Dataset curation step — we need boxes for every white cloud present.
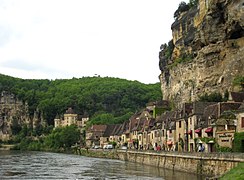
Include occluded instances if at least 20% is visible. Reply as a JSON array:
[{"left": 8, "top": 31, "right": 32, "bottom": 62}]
[{"left": 0, "top": 0, "right": 186, "bottom": 84}]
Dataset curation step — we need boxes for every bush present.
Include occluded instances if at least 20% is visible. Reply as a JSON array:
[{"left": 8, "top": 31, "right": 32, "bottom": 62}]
[
  {"left": 233, "top": 76, "right": 244, "bottom": 91},
  {"left": 199, "top": 92, "right": 224, "bottom": 102},
  {"left": 233, "top": 132, "right": 244, "bottom": 152}
]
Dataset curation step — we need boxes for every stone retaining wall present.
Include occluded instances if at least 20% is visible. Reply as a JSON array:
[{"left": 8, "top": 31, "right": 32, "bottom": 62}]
[{"left": 116, "top": 150, "right": 244, "bottom": 176}]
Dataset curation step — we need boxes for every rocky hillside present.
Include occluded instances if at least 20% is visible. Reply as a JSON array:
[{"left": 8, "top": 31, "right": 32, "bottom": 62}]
[{"left": 159, "top": 0, "right": 244, "bottom": 107}]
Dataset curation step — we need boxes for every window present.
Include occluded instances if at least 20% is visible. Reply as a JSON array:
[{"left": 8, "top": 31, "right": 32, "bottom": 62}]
[
  {"left": 179, "top": 121, "right": 181, "bottom": 128},
  {"left": 242, "top": 117, "right": 244, "bottom": 128}
]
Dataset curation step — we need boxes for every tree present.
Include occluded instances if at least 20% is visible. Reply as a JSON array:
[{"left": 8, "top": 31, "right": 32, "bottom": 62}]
[
  {"left": 44, "top": 125, "right": 80, "bottom": 149},
  {"left": 174, "top": 2, "right": 190, "bottom": 19},
  {"left": 189, "top": 0, "right": 199, "bottom": 7},
  {"left": 11, "top": 117, "right": 22, "bottom": 135}
]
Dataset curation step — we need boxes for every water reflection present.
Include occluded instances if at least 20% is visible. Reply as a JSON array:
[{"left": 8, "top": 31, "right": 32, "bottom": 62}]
[{"left": 0, "top": 151, "right": 204, "bottom": 180}]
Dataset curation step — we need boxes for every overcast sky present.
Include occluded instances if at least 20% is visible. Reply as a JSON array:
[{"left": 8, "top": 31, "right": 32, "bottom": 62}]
[{"left": 0, "top": 0, "right": 187, "bottom": 84}]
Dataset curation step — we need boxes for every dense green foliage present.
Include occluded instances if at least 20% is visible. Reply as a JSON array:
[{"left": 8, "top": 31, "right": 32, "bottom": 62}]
[
  {"left": 0, "top": 74, "right": 162, "bottom": 125},
  {"left": 88, "top": 112, "right": 133, "bottom": 126},
  {"left": 198, "top": 92, "right": 226, "bottom": 102},
  {"left": 174, "top": 0, "right": 199, "bottom": 19},
  {"left": 233, "top": 76, "right": 244, "bottom": 91},
  {"left": 220, "top": 162, "right": 244, "bottom": 180},
  {"left": 13, "top": 125, "right": 80, "bottom": 151},
  {"left": 233, "top": 132, "right": 244, "bottom": 152},
  {"left": 160, "top": 40, "right": 174, "bottom": 60}
]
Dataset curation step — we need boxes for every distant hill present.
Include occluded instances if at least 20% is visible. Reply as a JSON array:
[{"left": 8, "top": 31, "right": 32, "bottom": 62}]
[{"left": 0, "top": 74, "right": 162, "bottom": 125}]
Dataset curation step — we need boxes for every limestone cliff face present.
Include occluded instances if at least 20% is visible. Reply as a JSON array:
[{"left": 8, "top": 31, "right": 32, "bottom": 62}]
[
  {"left": 159, "top": 0, "right": 244, "bottom": 107},
  {"left": 0, "top": 91, "right": 44, "bottom": 140}
]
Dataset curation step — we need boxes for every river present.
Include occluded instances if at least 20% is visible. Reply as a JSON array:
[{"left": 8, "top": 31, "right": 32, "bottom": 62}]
[{"left": 0, "top": 150, "right": 204, "bottom": 180}]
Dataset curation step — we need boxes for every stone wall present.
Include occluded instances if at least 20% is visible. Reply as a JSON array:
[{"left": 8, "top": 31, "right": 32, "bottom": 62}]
[{"left": 116, "top": 150, "right": 244, "bottom": 176}]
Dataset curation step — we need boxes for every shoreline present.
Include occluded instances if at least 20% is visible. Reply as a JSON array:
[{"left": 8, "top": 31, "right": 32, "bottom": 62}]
[
  {"left": 74, "top": 148, "right": 244, "bottom": 179},
  {"left": 1, "top": 145, "right": 243, "bottom": 179}
]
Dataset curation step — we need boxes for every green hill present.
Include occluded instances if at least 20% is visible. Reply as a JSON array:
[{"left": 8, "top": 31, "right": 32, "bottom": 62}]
[{"left": 0, "top": 74, "right": 162, "bottom": 125}]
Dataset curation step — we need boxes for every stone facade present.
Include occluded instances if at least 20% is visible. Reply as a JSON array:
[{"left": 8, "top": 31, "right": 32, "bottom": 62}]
[{"left": 54, "top": 107, "right": 89, "bottom": 129}]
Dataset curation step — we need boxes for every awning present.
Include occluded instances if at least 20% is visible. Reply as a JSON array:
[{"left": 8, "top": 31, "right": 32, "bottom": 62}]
[
  {"left": 205, "top": 127, "right": 213, "bottom": 133},
  {"left": 188, "top": 130, "right": 192, "bottom": 134},
  {"left": 128, "top": 139, "right": 133, "bottom": 143},
  {"left": 195, "top": 129, "right": 201, "bottom": 133}
]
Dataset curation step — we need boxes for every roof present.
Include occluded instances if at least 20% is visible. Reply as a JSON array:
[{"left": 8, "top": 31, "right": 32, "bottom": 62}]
[
  {"left": 192, "top": 102, "right": 216, "bottom": 115},
  {"left": 103, "top": 124, "right": 117, "bottom": 137},
  {"left": 229, "top": 92, "right": 244, "bottom": 102},
  {"left": 215, "top": 119, "right": 236, "bottom": 126},
  {"left": 65, "top": 107, "right": 75, "bottom": 114},
  {"left": 203, "top": 102, "right": 242, "bottom": 120},
  {"left": 87, "top": 124, "right": 107, "bottom": 132}
]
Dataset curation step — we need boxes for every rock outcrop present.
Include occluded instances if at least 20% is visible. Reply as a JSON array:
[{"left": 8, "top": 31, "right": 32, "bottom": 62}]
[
  {"left": 159, "top": 0, "right": 244, "bottom": 107},
  {"left": 0, "top": 91, "right": 44, "bottom": 140}
]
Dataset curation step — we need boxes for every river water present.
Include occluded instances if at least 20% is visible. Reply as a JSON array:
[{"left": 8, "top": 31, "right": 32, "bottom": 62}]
[{"left": 0, "top": 151, "right": 203, "bottom": 180}]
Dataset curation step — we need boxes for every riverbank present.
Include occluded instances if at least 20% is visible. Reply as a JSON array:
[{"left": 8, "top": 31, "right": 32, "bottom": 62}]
[
  {"left": 0, "top": 144, "right": 15, "bottom": 150},
  {"left": 75, "top": 148, "right": 119, "bottom": 159},
  {"left": 219, "top": 162, "right": 244, "bottom": 180},
  {"left": 75, "top": 148, "right": 244, "bottom": 178}
]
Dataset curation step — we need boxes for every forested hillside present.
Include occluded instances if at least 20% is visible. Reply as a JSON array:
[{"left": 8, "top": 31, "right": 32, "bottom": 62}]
[{"left": 0, "top": 74, "right": 162, "bottom": 125}]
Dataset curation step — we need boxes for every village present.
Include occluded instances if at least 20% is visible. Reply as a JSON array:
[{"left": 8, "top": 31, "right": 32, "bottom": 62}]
[{"left": 54, "top": 91, "right": 244, "bottom": 153}]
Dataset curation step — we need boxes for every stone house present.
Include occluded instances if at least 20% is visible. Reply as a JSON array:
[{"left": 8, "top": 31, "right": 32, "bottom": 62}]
[
  {"left": 109, "top": 124, "right": 123, "bottom": 146},
  {"left": 186, "top": 102, "right": 216, "bottom": 152},
  {"left": 86, "top": 124, "right": 107, "bottom": 148},
  {"left": 159, "top": 111, "right": 177, "bottom": 151},
  {"left": 120, "top": 121, "right": 130, "bottom": 146},
  {"left": 100, "top": 124, "right": 119, "bottom": 148},
  {"left": 236, "top": 107, "right": 244, "bottom": 133},
  {"left": 149, "top": 123, "right": 163, "bottom": 150},
  {"left": 215, "top": 117, "right": 236, "bottom": 149},
  {"left": 201, "top": 102, "right": 242, "bottom": 152}
]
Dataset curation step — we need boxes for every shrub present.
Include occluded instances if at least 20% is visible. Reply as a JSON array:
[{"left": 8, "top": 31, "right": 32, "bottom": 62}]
[
  {"left": 233, "top": 132, "right": 244, "bottom": 152},
  {"left": 199, "top": 92, "right": 223, "bottom": 102}
]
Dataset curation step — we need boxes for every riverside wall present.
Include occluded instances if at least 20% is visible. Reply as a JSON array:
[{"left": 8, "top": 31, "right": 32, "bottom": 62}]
[
  {"left": 76, "top": 148, "right": 244, "bottom": 177},
  {"left": 115, "top": 150, "right": 244, "bottom": 177}
]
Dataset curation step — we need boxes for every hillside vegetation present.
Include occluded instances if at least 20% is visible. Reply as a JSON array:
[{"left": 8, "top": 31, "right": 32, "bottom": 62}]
[{"left": 0, "top": 74, "right": 162, "bottom": 125}]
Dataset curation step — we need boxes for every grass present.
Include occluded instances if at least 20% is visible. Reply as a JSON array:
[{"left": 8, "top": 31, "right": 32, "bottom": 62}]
[{"left": 220, "top": 162, "right": 244, "bottom": 180}]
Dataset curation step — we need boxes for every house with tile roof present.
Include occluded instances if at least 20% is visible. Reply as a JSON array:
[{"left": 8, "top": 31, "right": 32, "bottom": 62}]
[{"left": 86, "top": 124, "right": 107, "bottom": 148}]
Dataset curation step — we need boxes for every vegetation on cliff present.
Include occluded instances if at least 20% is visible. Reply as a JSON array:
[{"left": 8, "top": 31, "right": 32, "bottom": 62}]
[
  {"left": 0, "top": 74, "right": 162, "bottom": 125},
  {"left": 233, "top": 76, "right": 244, "bottom": 91},
  {"left": 174, "top": 0, "right": 199, "bottom": 19}
]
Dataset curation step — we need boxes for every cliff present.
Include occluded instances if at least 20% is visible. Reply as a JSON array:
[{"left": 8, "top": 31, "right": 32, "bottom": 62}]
[
  {"left": 159, "top": 0, "right": 244, "bottom": 107},
  {"left": 0, "top": 91, "right": 44, "bottom": 141}
]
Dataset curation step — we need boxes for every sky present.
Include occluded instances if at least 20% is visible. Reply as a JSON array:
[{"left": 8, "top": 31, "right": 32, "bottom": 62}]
[{"left": 0, "top": 0, "right": 187, "bottom": 84}]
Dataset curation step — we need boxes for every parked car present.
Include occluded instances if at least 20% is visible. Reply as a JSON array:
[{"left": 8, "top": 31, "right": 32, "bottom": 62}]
[
  {"left": 121, "top": 146, "right": 127, "bottom": 150},
  {"left": 103, "top": 144, "right": 113, "bottom": 149},
  {"left": 93, "top": 145, "right": 101, "bottom": 149}
]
